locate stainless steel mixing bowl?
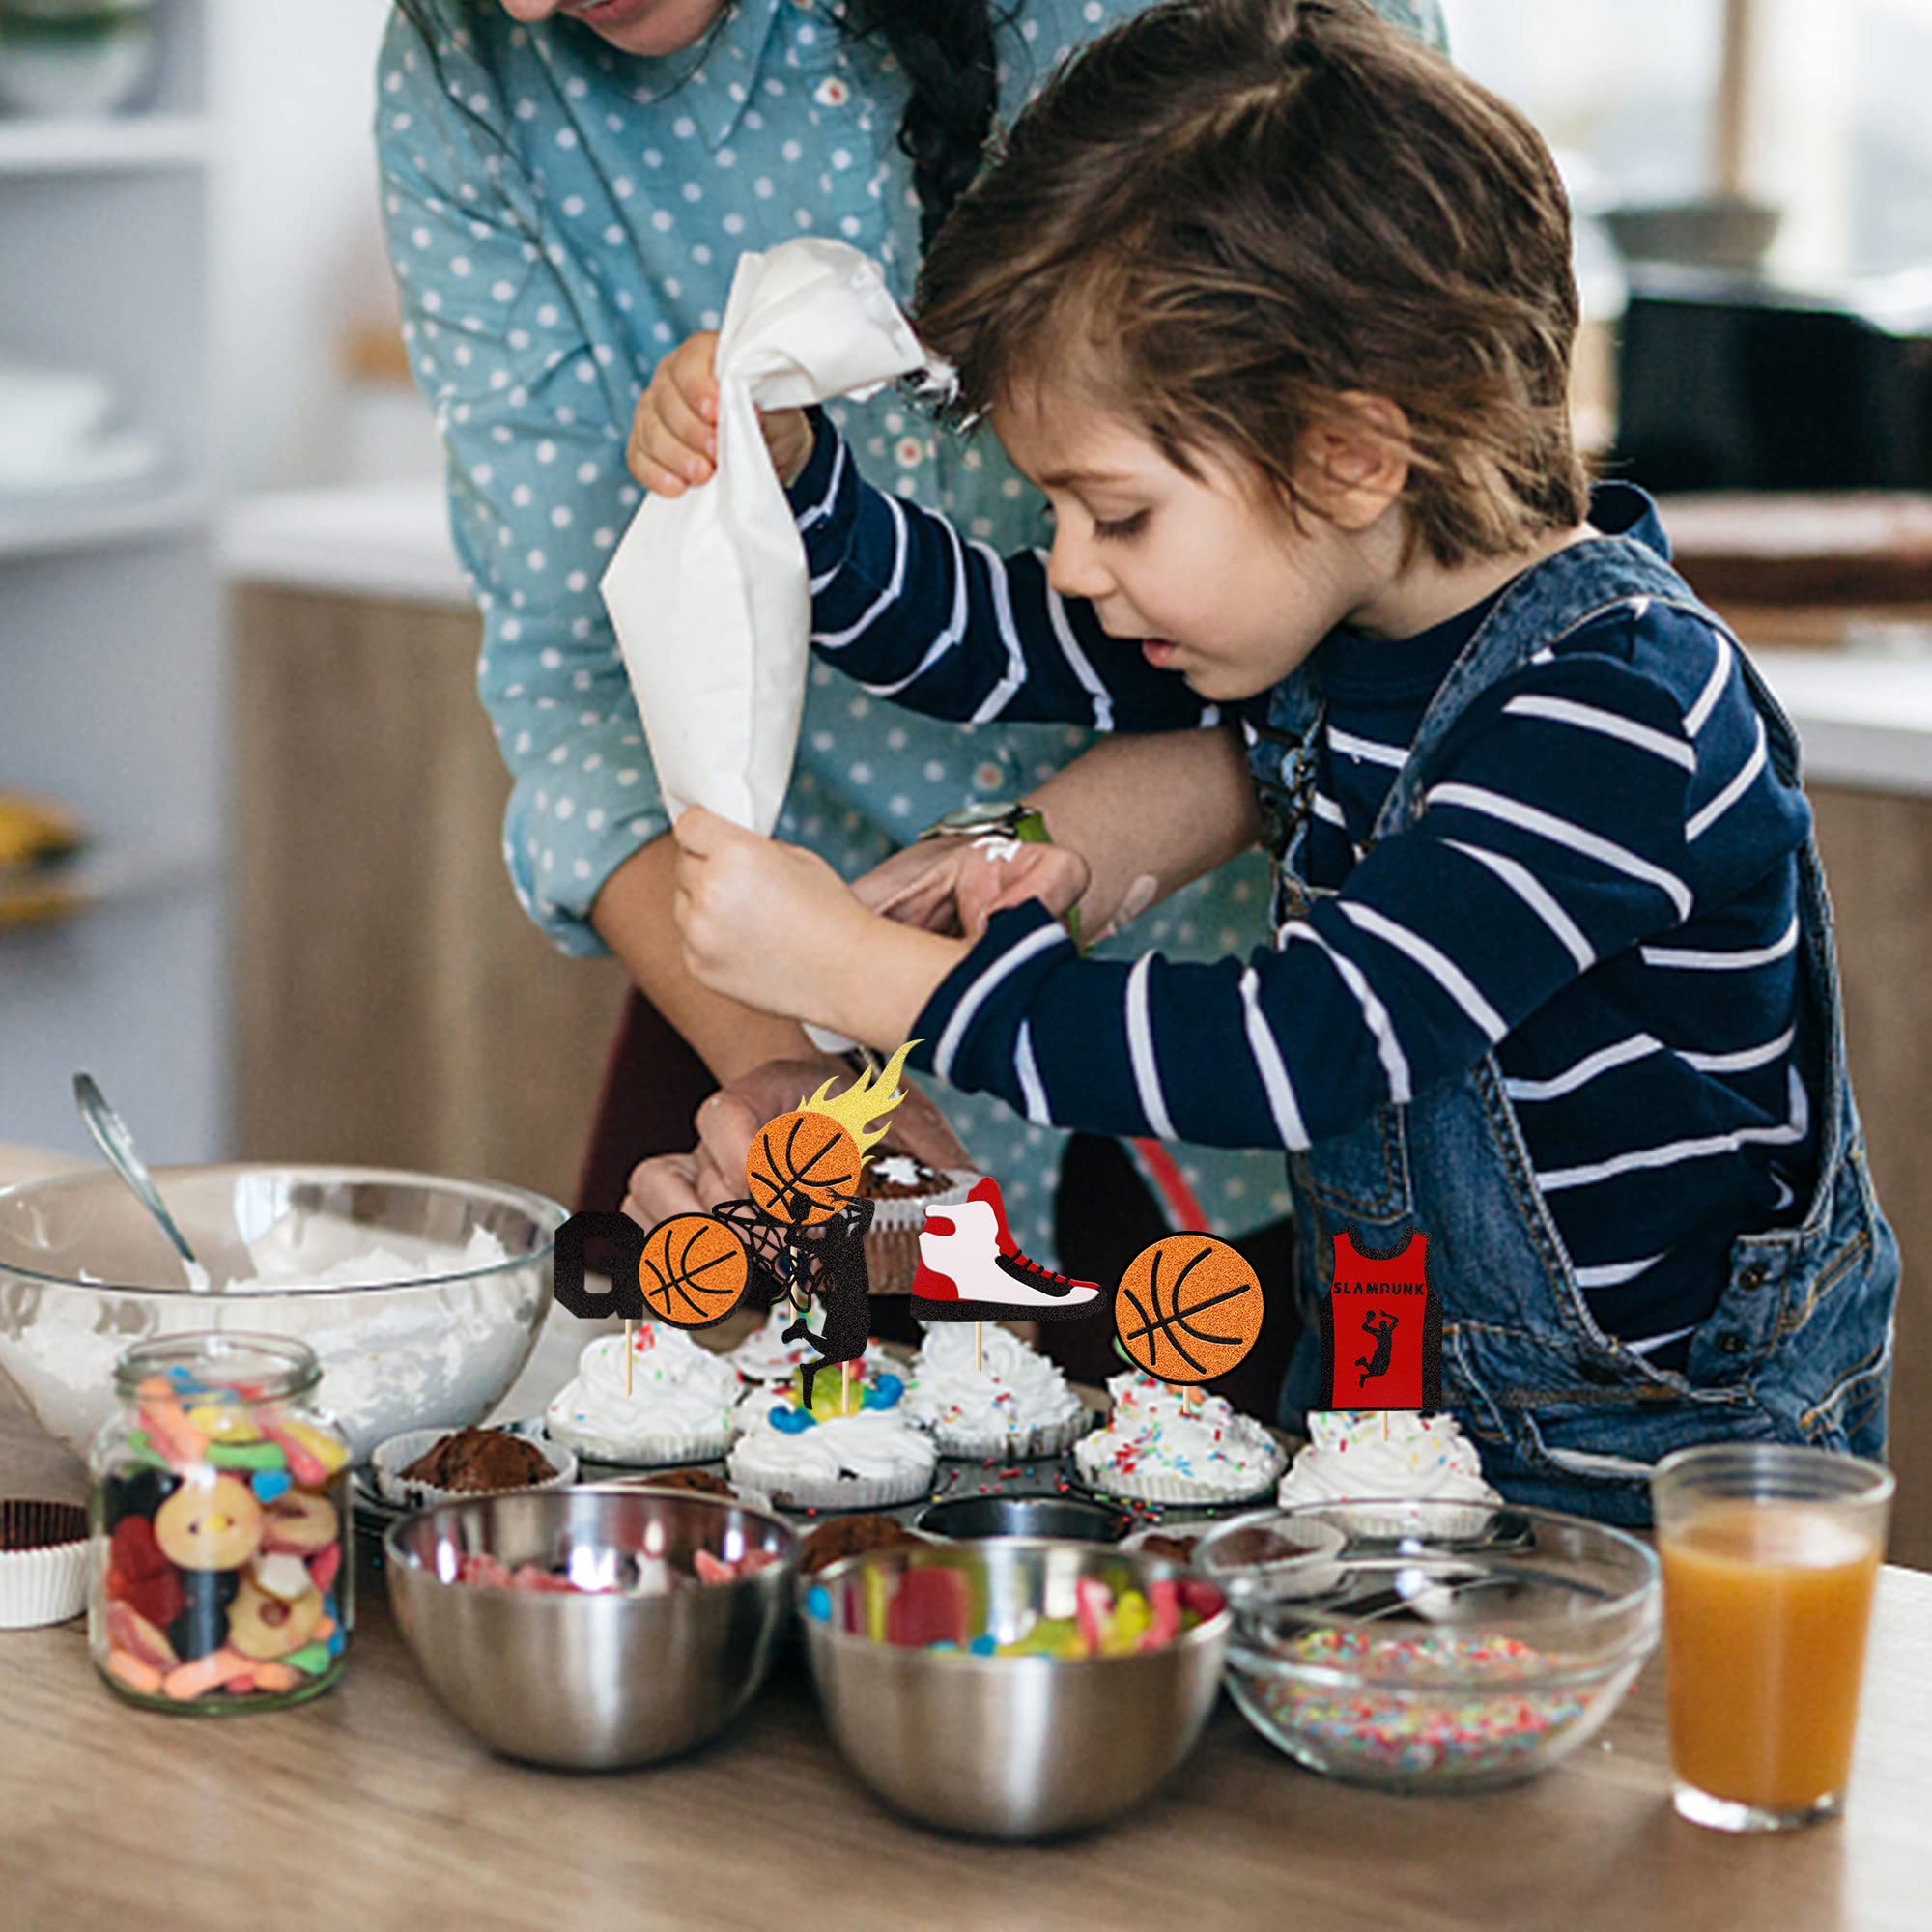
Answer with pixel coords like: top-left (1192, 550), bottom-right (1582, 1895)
top-left (803, 1539), bottom-right (1230, 1839)
top-left (385, 1486), bottom-right (796, 1769)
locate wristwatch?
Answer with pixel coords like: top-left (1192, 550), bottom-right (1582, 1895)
top-left (917, 799), bottom-right (1081, 947)
top-left (916, 800), bottom-right (1052, 845)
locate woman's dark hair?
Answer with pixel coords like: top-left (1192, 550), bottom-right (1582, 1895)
top-left (389, 1), bottom-right (1010, 255)
top-left (916, 0), bottom-right (1589, 570)
top-left (842, 1), bottom-right (1016, 252)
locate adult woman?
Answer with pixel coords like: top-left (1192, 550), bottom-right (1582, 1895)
top-left (378, 0), bottom-right (1444, 1383)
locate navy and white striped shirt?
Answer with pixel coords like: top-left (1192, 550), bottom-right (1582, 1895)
top-left (787, 420), bottom-right (1816, 1368)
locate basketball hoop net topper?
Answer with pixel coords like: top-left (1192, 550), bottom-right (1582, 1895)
top-left (550, 1044), bottom-right (920, 1404)
top-left (1316, 1228), bottom-right (1442, 1410)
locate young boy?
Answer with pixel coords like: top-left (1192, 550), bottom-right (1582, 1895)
top-left (642, 0), bottom-right (1896, 1522)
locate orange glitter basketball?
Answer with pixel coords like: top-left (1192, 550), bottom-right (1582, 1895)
top-left (1114, 1234), bottom-right (1264, 1385)
top-left (745, 1109), bottom-right (863, 1227)
top-left (639, 1213), bottom-right (749, 1327)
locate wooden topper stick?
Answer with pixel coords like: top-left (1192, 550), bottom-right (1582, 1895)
top-left (975, 1322), bottom-right (983, 1374)
top-left (624, 1319), bottom-right (635, 1397)
top-left (841, 1359), bottom-right (851, 1414)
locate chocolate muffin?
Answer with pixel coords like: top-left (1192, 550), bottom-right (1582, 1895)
top-left (797, 1512), bottom-right (922, 1577)
top-left (631, 1469), bottom-right (736, 1499)
top-left (402, 1426), bottom-right (554, 1494)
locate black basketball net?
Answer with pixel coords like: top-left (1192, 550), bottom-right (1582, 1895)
top-left (713, 1195), bottom-right (876, 1313)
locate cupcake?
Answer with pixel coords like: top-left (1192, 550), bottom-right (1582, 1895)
top-left (0, 1499), bottom-right (88, 1629)
top-left (859, 1151), bottom-right (978, 1293)
top-left (544, 1323), bottom-right (743, 1465)
top-left (1072, 1372), bottom-right (1287, 1506)
top-left (371, 1424), bottom-right (576, 1510)
top-left (1276, 1409), bottom-right (1501, 1538)
top-left (798, 1512), bottom-right (923, 1577)
top-left (625, 1468), bottom-right (738, 1499)
top-left (726, 1360), bottom-right (937, 1512)
top-left (902, 1321), bottom-right (1087, 1459)
top-left (726, 1297), bottom-right (893, 1387)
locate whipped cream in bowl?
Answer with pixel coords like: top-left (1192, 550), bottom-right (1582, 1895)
top-left (0, 1165), bottom-right (560, 1464)
top-left (1277, 1410), bottom-right (1503, 1539)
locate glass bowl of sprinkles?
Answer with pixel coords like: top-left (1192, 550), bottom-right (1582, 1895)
top-left (1194, 1501), bottom-right (1659, 1793)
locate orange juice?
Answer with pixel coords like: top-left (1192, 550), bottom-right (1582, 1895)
top-left (1659, 1500), bottom-right (1881, 1810)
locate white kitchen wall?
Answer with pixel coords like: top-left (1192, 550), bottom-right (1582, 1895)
top-left (209, 0), bottom-right (435, 494)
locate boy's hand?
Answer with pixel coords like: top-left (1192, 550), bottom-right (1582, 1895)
top-left (626, 330), bottom-right (814, 494)
top-left (672, 807), bottom-right (970, 1048)
top-left (855, 835), bottom-right (1091, 940)
top-left (670, 807), bottom-right (872, 1022)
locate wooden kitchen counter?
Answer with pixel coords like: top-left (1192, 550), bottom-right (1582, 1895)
top-left (2, 1368), bottom-right (1927, 1932)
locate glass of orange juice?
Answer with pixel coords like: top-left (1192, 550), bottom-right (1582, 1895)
top-left (1652, 1443), bottom-right (1893, 1833)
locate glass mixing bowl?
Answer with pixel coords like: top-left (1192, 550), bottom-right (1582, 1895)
top-left (1195, 1500), bottom-right (1660, 1793)
top-left (0, 1164), bottom-right (563, 1463)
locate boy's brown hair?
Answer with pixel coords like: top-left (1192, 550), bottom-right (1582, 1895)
top-left (915, 0), bottom-right (1589, 568)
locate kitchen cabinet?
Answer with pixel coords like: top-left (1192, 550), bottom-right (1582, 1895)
top-left (0, 0), bottom-right (223, 1163)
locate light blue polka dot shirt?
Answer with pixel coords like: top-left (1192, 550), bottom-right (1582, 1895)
top-left (377, 0), bottom-right (1445, 1262)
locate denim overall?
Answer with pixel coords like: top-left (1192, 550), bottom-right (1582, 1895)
top-left (1248, 523), bottom-right (1899, 1525)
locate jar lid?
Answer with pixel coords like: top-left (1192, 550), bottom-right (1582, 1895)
top-left (113, 1331), bottom-right (321, 1403)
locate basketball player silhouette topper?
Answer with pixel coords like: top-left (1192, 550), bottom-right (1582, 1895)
top-left (1316, 1229), bottom-right (1443, 1411)
top-left (551, 1043), bottom-right (921, 1406)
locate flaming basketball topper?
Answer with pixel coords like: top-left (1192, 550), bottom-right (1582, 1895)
top-left (746, 1040), bottom-right (917, 1229)
top-left (801, 1039), bottom-right (918, 1158)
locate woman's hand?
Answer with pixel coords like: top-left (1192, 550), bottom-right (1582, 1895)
top-left (622, 1053), bottom-right (973, 1227)
top-left (855, 834), bottom-right (1091, 940)
top-left (626, 330), bottom-right (814, 494)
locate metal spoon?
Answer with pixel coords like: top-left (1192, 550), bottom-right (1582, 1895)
top-left (72, 1072), bottom-right (212, 1293)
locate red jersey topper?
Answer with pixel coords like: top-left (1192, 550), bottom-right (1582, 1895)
top-left (1318, 1230), bottom-right (1442, 1411)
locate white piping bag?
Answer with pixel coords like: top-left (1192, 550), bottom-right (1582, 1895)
top-left (600, 238), bottom-right (936, 838)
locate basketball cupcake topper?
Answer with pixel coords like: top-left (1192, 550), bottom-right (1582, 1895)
top-left (1113, 1234), bottom-right (1264, 1387)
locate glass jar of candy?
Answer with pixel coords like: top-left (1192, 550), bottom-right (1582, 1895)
top-left (88, 1332), bottom-right (352, 1712)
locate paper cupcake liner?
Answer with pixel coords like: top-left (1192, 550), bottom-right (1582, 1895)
top-left (372, 1427), bottom-right (577, 1510)
top-left (925, 1408), bottom-right (1090, 1462)
top-left (1072, 1436), bottom-right (1285, 1507)
top-left (0, 1499), bottom-right (89, 1629)
top-left (1276, 1488), bottom-right (1502, 1543)
top-left (553, 1422), bottom-right (738, 1470)
top-left (725, 1440), bottom-right (937, 1514)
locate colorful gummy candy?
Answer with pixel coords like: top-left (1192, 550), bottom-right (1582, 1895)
top-left (449, 1547), bottom-right (780, 1595)
top-left (799, 1563), bottom-right (1223, 1660)
top-left (95, 1374), bottom-right (351, 1708)
top-left (769, 1369), bottom-right (906, 1433)
top-left (1256, 1629), bottom-right (1591, 1779)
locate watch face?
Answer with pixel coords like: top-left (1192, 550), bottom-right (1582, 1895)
top-left (932, 802), bottom-right (1022, 836)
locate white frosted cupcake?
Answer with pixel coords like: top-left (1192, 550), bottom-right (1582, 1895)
top-left (857, 1152), bottom-right (979, 1293)
top-left (1073, 1372), bottom-right (1287, 1505)
top-left (726, 1362), bottom-right (936, 1512)
top-left (726, 1300), bottom-right (892, 1387)
top-left (1277, 1410), bottom-right (1501, 1537)
top-left (903, 1322), bottom-right (1087, 1460)
top-left (544, 1324), bottom-right (743, 1466)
